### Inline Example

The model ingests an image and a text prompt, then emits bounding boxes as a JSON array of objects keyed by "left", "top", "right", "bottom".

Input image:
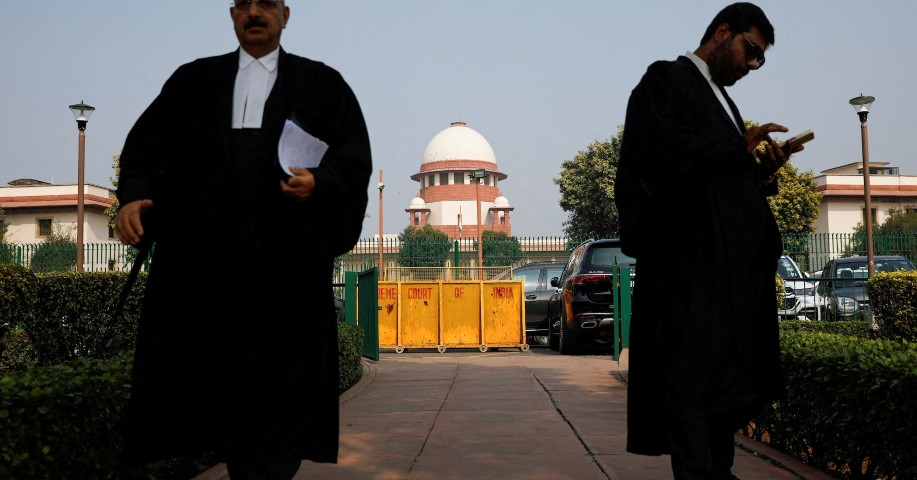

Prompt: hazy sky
[{"left": 2, "top": 1, "right": 915, "bottom": 240}]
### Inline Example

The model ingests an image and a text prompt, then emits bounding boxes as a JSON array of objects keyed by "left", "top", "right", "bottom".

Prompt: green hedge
[
  {"left": 0, "top": 322, "right": 365, "bottom": 479},
  {"left": 748, "top": 330, "right": 917, "bottom": 479},
  {"left": 0, "top": 354, "right": 133, "bottom": 479},
  {"left": 867, "top": 270, "right": 917, "bottom": 341}
]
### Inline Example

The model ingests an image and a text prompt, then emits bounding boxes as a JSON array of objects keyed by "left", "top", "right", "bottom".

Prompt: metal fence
[{"left": 1, "top": 233, "right": 915, "bottom": 279}]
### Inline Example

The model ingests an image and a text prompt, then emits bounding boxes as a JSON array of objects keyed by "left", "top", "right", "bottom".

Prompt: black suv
[
  {"left": 546, "top": 239, "right": 636, "bottom": 354},
  {"left": 495, "top": 261, "right": 566, "bottom": 345},
  {"left": 816, "top": 255, "right": 915, "bottom": 321}
]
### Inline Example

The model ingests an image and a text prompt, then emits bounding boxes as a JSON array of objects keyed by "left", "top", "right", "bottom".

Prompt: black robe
[
  {"left": 117, "top": 47, "right": 372, "bottom": 464},
  {"left": 614, "top": 56, "right": 784, "bottom": 455}
]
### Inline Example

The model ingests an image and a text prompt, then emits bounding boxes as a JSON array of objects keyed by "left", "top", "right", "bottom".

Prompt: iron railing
[{"left": 2, "top": 233, "right": 915, "bottom": 281}]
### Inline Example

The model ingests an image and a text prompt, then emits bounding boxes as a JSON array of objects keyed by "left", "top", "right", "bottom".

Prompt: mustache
[{"left": 244, "top": 18, "right": 268, "bottom": 29}]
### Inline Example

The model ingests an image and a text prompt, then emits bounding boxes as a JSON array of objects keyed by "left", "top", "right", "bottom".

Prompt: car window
[
  {"left": 875, "top": 259, "right": 915, "bottom": 273},
  {"left": 562, "top": 246, "right": 585, "bottom": 280},
  {"left": 513, "top": 269, "right": 540, "bottom": 293},
  {"left": 586, "top": 246, "right": 636, "bottom": 270},
  {"left": 546, "top": 266, "right": 564, "bottom": 286},
  {"left": 777, "top": 257, "right": 802, "bottom": 278}
]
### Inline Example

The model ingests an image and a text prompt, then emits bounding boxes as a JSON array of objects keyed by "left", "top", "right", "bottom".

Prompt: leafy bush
[
  {"left": 0, "top": 328, "right": 37, "bottom": 373},
  {"left": 0, "top": 354, "right": 133, "bottom": 480},
  {"left": 866, "top": 270, "right": 917, "bottom": 341},
  {"left": 750, "top": 331, "right": 917, "bottom": 479},
  {"left": 338, "top": 322, "right": 364, "bottom": 394},
  {"left": 0, "top": 264, "right": 38, "bottom": 328}
]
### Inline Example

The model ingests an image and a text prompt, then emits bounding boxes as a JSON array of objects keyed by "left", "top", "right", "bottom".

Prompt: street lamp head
[
  {"left": 69, "top": 101, "right": 95, "bottom": 131},
  {"left": 849, "top": 94, "right": 875, "bottom": 123}
]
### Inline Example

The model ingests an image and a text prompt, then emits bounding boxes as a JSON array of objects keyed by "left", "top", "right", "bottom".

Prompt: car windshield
[
  {"left": 586, "top": 246, "right": 636, "bottom": 269},
  {"left": 836, "top": 264, "right": 868, "bottom": 288},
  {"left": 836, "top": 258, "right": 914, "bottom": 288},
  {"left": 875, "top": 259, "right": 915, "bottom": 273},
  {"left": 777, "top": 257, "right": 803, "bottom": 278}
]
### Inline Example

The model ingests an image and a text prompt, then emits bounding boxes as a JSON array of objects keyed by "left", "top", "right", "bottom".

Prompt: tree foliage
[
  {"left": 397, "top": 225, "right": 451, "bottom": 267},
  {"left": 768, "top": 161, "right": 822, "bottom": 234},
  {"left": 847, "top": 208, "right": 917, "bottom": 257},
  {"left": 556, "top": 122, "right": 822, "bottom": 245},
  {"left": 103, "top": 154, "right": 120, "bottom": 231},
  {"left": 747, "top": 120, "right": 821, "bottom": 235},
  {"left": 554, "top": 125, "right": 623, "bottom": 241},
  {"left": 30, "top": 224, "right": 77, "bottom": 273},
  {"left": 0, "top": 204, "right": 8, "bottom": 244},
  {"left": 481, "top": 230, "right": 522, "bottom": 267},
  {"left": 869, "top": 208, "right": 917, "bottom": 234}
]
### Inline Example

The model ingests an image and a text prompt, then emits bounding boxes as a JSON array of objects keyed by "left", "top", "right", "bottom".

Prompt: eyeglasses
[
  {"left": 232, "top": 0, "right": 283, "bottom": 10},
  {"left": 740, "top": 33, "right": 766, "bottom": 69}
]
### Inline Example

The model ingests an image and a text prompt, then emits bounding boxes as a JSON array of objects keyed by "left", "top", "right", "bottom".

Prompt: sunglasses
[
  {"left": 740, "top": 33, "right": 766, "bottom": 69},
  {"left": 232, "top": 0, "right": 283, "bottom": 10}
]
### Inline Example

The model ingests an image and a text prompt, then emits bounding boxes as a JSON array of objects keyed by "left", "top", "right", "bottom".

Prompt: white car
[{"left": 777, "top": 255, "right": 822, "bottom": 320}]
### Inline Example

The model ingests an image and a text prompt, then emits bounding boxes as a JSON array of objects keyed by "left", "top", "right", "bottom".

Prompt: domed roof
[
  {"left": 409, "top": 196, "right": 427, "bottom": 208},
  {"left": 493, "top": 196, "right": 510, "bottom": 208},
  {"left": 422, "top": 121, "right": 497, "bottom": 165}
]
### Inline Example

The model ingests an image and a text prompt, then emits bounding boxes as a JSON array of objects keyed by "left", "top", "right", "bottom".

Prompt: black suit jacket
[
  {"left": 117, "top": 48, "right": 372, "bottom": 464},
  {"left": 615, "top": 56, "right": 783, "bottom": 455}
]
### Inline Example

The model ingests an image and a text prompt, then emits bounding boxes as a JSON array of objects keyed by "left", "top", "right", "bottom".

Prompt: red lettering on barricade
[
  {"left": 454, "top": 287, "right": 464, "bottom": 298},
  {"left": 492, "top": 286, "right": 515, "bottom": 298},
  {"left": 379, "top": 287, "right": 397, "bottom": 300},
  {"left": 407, "top": 287, "right": 433, "bottom": 299}
]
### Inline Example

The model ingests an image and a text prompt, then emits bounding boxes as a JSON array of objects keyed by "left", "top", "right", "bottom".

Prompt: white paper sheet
[{"left": 278, "top": 118, "right": 329, "bottom": 175}]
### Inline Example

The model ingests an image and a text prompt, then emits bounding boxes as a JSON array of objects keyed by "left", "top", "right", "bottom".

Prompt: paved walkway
[{"left": 197, "top": 348, "right": 834, "bottom": 480}]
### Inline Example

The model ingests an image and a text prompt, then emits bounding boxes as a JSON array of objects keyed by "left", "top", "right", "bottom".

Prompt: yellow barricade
[{"left": 377, "top": 280, "right": 527, "bottom": 353}]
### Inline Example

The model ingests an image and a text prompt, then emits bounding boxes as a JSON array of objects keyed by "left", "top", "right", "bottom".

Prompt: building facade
[
  {"left": 405, "top": 122, "right": 514, "bottom": 239},
  {"left": 813, "top": 162, "right": 917, "bottom": 235},
  {"left": 0, "top": 179, "right": 116, "bottom": 245}
]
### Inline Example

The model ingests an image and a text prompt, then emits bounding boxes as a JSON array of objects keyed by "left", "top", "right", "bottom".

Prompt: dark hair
[{"left": 699, "top": 2, "right": 774, "bottom": 46}]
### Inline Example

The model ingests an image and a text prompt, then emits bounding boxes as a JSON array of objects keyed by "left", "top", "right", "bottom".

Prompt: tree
[
  {"left": 397, "top": 225, "right": 451, "bottom": 267},
  {"left": 768, "top": 161, "right": 822, "bottom": 235},
  {"left": 847, "top": 208, "right": 917, "bottom": 257},
  {"left": 0, "top": 204, "right": 8, "bottom": 244},
  {"left": 554, "top": 125, "right": 623, "bottom": 241},
  {"left": 29, "top": 224, "right": 77, "bottom": 273},
  {"left": 873, "top": 208, "right": 917, "bottom": 234},
  {"left": 0, "top": 204, "right": 12, "bottom": 264},
  {"left": 746, "top": 121, "right": 822, "bottom": 235},
  {"left": 481, "top": 230, "right": 522, "bottom": 267},
  {"left": 103, "top": 154, "right": 121, "bottom": 232}
]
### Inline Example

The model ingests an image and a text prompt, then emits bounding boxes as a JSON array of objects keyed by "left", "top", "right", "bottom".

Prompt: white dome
[
  {"left": 422, "top": 121, "right": 497, "bottom": 165},
  {"left": 409, "top": 196, "right": 427, "bottom": 208},
  {"left": 493, "top": 196, "right": 510, "bottom": 208}
]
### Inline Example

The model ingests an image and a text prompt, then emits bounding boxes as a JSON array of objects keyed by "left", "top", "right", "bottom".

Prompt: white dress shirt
[
  {"left": 232, "top": 47, "right": 280, "bottom": 129},
  {"left": 685, "top": 51, "right": 741, "bottom": 133}
]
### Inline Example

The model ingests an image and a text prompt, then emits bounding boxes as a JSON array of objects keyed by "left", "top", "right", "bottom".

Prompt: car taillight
[{"left": 571, "top": 274, "right": 609, "bottom": 285}]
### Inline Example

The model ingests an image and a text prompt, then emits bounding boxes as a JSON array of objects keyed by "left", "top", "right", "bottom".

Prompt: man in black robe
[
  {"left": 615, "top": 3, "right": 805, "bottom": 479},
  {"left": 114, "top": 1, "right": 372, "bottom": 478}
]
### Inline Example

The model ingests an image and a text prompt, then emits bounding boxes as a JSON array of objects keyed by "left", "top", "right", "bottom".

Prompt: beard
[{"left": 708, "top": 39, "right": 747, "bottom": 87}]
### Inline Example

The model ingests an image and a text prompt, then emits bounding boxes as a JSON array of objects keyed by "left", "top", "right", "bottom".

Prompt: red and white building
[{"left": 405, "top": 121, "right": 514, "bottom": 239}]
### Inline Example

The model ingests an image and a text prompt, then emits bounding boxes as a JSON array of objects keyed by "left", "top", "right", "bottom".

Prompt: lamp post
[
  {"left": 69, "top": 101, "right": 95, "bottom": 272},
  {"left": 849, "top": 94, "right": 875, "bottom": 278},
  {"left": 470, "top": 169, "right": 486, "bottom": 278},
  {"left": 378, "top": 170, "right": 384, "bottom": 277}
]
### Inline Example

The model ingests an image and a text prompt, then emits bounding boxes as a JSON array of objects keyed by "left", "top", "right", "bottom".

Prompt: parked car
[
  {"left": 495, "top": 261, "right": 566, "bottom": 346},
  {"left": 546, "top": 238, "right": 636, "bottom": 354},
  {"left": 816, "top": 255, "right": 916, "bottom": 321},
  {"left": 776, "top": 255, "right": 820, "bottom": 320}
]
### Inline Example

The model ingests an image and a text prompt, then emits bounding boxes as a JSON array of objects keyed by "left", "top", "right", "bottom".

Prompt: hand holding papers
[{"left": 278, "top": 118, "right": 329, "bottom": 176}]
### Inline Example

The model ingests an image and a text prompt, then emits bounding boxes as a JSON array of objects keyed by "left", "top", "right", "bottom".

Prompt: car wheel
[
  {"left": 558, "top": 317, "right": 579, "bottom": 355},
  {"left": 548, "top": 329, "right": 559, "bottom": 350}
]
